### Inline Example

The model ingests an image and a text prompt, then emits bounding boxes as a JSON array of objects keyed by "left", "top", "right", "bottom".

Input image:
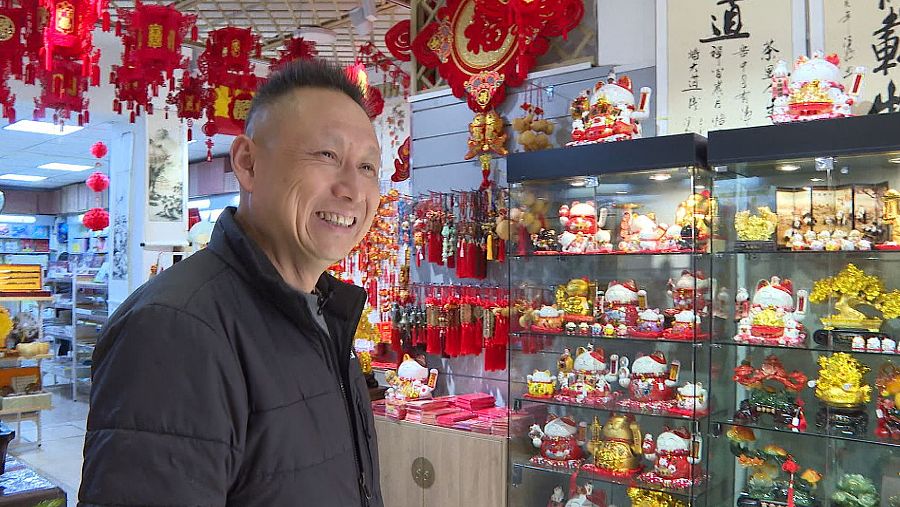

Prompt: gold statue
[
  {"left": 884, "top": 189, "right": 900, "bottom": 243},
  {"left": 555, "top": 278, "right": 594, "bottom": 318},
  {"left": 585, "top": 414, "right": 643, "bottom": 476},
  {"left": 811, "top": 353, "right": 871, "bottom": 407},
  {"left": 734, "top": 207, "right": 778, "bottom": 241},
  {"left": 627, "top": 487, "right": 687, "bottom": 507},
  {"left": 809, "top": 264, "right": 900, "bottom": 331}
]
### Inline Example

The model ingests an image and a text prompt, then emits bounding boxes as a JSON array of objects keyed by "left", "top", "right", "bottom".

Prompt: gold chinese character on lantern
[
  {"left": 55, "top": 1, "right": 74, "bottom": 34},
  {"left": 232, "top": 98, "right": 251, "bottom": 120},
  {"left": 230, "top": 39, "right": 241, "bottom": 57},
  {"left": 147, "top": 24, "right": 163, "bottom": 48},
  {"left": 0, "top": 15, "right": 15, "bottom": 42}
]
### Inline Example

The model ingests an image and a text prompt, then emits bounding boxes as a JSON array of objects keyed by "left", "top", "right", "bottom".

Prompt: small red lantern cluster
[
  {"left": 111, "top": 0, "right": 196, "bottom": 122},
  {"left": 198, "top": 26, "right": 262, "bottom": 159},
  {"left": 166, "top": 72, "right": 206, "bottom": 142},
  {"left": 83, "top": 141, "right": 109, "bottom": 231}
]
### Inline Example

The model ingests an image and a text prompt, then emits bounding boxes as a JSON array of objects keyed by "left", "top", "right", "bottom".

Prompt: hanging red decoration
[
  {"left": 270, "top": 35, "right": 317, "bottom": 71},
  {"left": 166, "top": 71, "right": 207, "bottom": 141},
  {"left": 40, "top": 0, "right": 108, "bottom": 82},
  {"left": 82, "top": 207, "right": 109, "bottom": 231},
  {"left": 21, "top": 0, "right": 47, "bottom": 84},
  {"left": 89, "top": 140, "right": 107, "bottom": 158},
  {"left": 390, "top": 136, "right": 410, "bottom": 183},
  {"left": 345, "top": 62, "right": 385, "bottom": 120},
  {"left": 85, "top": 171, "right": 108, "bottom": 192},
  {"left": 384, "top": 19, "right": 410, "bottom": 62},
  {"left": 33, "top": 55, "right": 90, "bottom": 125},
  {"left": 198, "top": 26, "right": 262, "bottom": 159},
  {"left": 358, "top": 42, "right": 410, "bottom": 97},
  {"left": 109, "top": 60, "right": 154, "bottom": 123},
  {"left": 0, "top": 1, "right": 28, "bottom": 121}
]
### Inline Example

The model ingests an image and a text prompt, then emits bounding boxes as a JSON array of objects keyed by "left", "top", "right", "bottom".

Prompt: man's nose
[{"left": 332, "top": 164, "right": 364, "bottom": 202}]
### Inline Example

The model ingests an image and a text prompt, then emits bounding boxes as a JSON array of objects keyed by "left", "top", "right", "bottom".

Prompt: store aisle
[{"left": 9, "top": 387, "right": 88, "bottom": 507}]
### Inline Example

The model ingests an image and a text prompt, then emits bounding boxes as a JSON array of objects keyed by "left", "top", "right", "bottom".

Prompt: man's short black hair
[{"left": 245, "top": 59, "right": 367, "bottom": 137}]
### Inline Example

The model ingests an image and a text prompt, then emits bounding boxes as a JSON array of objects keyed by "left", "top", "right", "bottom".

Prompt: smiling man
[{"left": 79, "top": 59, "right": 384, "bottom": 507}]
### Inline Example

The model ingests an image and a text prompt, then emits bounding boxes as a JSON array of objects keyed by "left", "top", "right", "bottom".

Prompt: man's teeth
[{"left": 316, "top": 211, "right": 356, "bottom": 227}]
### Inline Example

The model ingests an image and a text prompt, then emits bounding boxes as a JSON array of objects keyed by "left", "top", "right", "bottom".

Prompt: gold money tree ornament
[
  {"left": 811, "top": 353, "right": 872, "bottom": 407},
  {"left": 809, "top": 264, "right": 900, "bottom": 331},
  {"left": 734, "top": 207, "right": 778, "bottom": 241}
]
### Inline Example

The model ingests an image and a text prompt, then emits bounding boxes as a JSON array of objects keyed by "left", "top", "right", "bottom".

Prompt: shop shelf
[
  {"left": 513, "top": 395, "right": 710, "bottom": 422},
  {"left": 511, "top": 460, "right": 712, "bottom": 501},
  {"left": 712, "top": 419, "right": 900, "bottom": 449},
  {"left": 511, "top": 330, "right": 709, "bottom": 348},
  {"left": 510, "top": 250, "right": 707, "bottom": 260},
  {"left": 711, "top": 338, "right": 900, "bottom": 357}
]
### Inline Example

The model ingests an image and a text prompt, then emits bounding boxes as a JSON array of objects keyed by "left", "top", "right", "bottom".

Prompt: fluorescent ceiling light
[
  {"left": 0, "top": 174, "right": 47, "bottom": 182},
  {"left": 615, "top": 190, "right": 628, "bottom": 194},
  {"left": 810, "top": 177, "right": 824, "bottom": 182},
  {"left": 889, "top": 157, "right": 900, "bottom": 164},
  {"left": 569, "top": 179, "right": 586, "bottom": 187},
  {"left": 3, "top": 120, "right": 83, "bottom": 136},
  {"left": 188, "top": 198, "right": 210, "bottom": 210},
  {"left": 777, "top": 164, "right": 800, "bottom": 172},
  {"left": 649, "top": 173, "right": 671, "bottom": 181},
  {"left": 0, "top": 214, "right": 36, "bottom": 224},
  {"left": 38, "top": 162, "right": 93, "bottom": 171},
  {"left": 695, "top": 185, "right": 706, "bottom": 189}
]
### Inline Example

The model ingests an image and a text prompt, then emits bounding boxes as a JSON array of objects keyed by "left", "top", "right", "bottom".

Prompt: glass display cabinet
[
  {"left": 505, "top": 134, "right": 724, "bottom": 507},
  {"left": 707, "top": 112, "right": 900, "bottom": 507}
]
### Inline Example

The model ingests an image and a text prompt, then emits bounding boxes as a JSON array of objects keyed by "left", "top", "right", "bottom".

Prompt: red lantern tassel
[
  {"left": 115, "top": 20, "right": 121, "bottom": 36},
  {"left": 426, "top": 325, "right": 441, "bottom": 354},
  {"left": 187, "top": 128, "right": 193, "bottom": 142},
  {"left": 191, "top": 25, "right": 199, "bottom": 41},
  {"left": 102, "top": 11, "right": 110, "bottom": 32},
  {"left": 390, "top": 326, "right": 401, "bottom": 355},
  {"left": 497, "top": 238, "right": 506, "bottom": 262},
  {"left": 517, "top": 225, "right": 529, "bottom": 256},
  {"left": 445, "top": 324, "right": 460, "bottom": 357},
  {"left": 427, "top": 232, "right": 442, "bottom": 265},
  {"left": 494, "top": 314, "right": 509, "bottom": 346},
  {"left": 460, "top": 322, "right": 477, "bottom": 356}
]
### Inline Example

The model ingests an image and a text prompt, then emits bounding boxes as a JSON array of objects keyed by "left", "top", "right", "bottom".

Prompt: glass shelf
[
  {"left": 513, "top": 395, "right": 710, "bottom": 422},
  {"left": 510, "top": 250, "right": 707, "bottom": 260},
  {"left": 511, "top": 331, "right": 709, "bottom": 347},
  {"left": 712, "top": 337, "right": 900, "bottom": 357},
  {"left": 715, "top": 248, "right": 900, "bottom": 257},
  {"left": 714, "top": 418, "right": 900, "bottom": 449},
  {"left": 512, "top": 460, "right": 712, "bottom": 500}
]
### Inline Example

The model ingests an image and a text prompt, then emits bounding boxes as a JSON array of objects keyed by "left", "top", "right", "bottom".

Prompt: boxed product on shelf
[{"left": 0, "top": 392, "right": 52, "bottom": 412}]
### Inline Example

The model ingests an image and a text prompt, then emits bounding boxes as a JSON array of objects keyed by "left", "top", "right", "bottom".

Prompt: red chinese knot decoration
[
  {"left": 390, "top": 136, "right": 410, "bottom": 183},
  {"left": 166, "top": 71, "right": 207, "bottom": 142}
]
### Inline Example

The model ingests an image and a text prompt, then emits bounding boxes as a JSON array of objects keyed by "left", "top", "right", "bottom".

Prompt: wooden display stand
[{"left": 374, "top": 417, "right": 507, "bottom": 507}]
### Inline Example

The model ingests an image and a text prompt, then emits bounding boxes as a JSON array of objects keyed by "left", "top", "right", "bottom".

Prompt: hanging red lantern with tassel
[
  {"left": 40, "top": 0, "right": 108, "bottom": 81},
  {"left": 33, "top": 55, "right": 90, "bottom": 125},
  {"left": 198, "top": 26, "right": 262, "bottom": 160},
  {"left": 0, "top": 1, "right": 27, "bottom": 122},
  {"left": 166, "top": 71, "right": 206, "bottom": 142},
  {"left": 83, "top": 143, "right": 109, "bottom": 231},
  {"left": 86, "top": 171, "right": 109, "bottom": 192}
]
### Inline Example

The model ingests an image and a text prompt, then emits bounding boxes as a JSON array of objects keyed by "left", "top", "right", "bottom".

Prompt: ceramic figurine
[
  {"left": 667, "top": 270, "right": 710, "bottom": 316},
  {"left": 547, "top": 486, "right": 565, "bottom": 507},
  {"left": 809, "top": 353, "right": 872, "bottom": 436},
  {"left": 662, "top": 309, "right": 706, "bottom": 340},
  {"left": 583, "top": 414, "right": 644, "bottom": 477},
  {"left": 565, "top": 483, "right": 607, "bottom": 507},
  {"left": 733, "top": 355, "right": 807, "bottom": 430},
  {"left": 527, "top": 370, "right": 557, "bottom": 399},
  {"left": 640, "top": 427, "right": 704, "bottom": 490},
  {"left": 617, "top": 351, "right": 679, "bottom": 412},
  {"left": 532, "top": 305, "right": 565, "bottom": 333},
  {"left": 875, "top": 362, "right": 900, "bottom": 440},
  {"left": 674, "top": 191, "right": 714, "bottom": 248},
  {"left": 532, "top": 228, "right": 561, "bottom": 252},
  {"left": 672, "top": 382, "right": 709, "bottom": 416},
  {"left": 556, "top": 344, "right": 622, "bottom": 405},
  {"left": 734, "top": 276, "right": 808, "bottom": 346},
  {"left": 618, "top": 211, "right": 667, "bottom": 252},
  {"left": 529, "top": 416, "right": 586, "bottom": 469},
  {"left": 558, "top": 202, "right": 613, "bottom": 253},
  {"left": 384, "top": 354, "right": 439, "bottom": 401},
  {"left": 599, "top": 280, "right": 645, "bottom": 327},
  {"left": 568, "top": 72, "right": 651, "bottom": 145},
  {"left": 556, "top": 279, "right": 596, "bottom": 324},
  {"left": 629, "top": 308, "right": 665, "bottom": 338},
  {"left": 770, "top": 51, "right": 864, "bottom": 123}
]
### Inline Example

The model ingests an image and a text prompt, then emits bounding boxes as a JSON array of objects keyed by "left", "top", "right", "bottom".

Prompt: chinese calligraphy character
[
  {"left": 761, "top": 39, "right": 780, "bottom": 61},
  {"left": 700, "top": 0, "right": 751, "bottom": 43},
  {"left": 735, "top": 44, "right": 751, "bottom": 59},
  {"left": 840, "top": 0, "right": 851, "bottom": 23},
  {"left": 688, "top": 96, "right": 700, "bottom": 110},
  {"left": 872, "top": 7, "right": 900, "bottom": 75},
  {"left": 688, "top": 48, "right": 701, "bottom": 61},
  {"left": 869, "top": 80, "right": 900, "bottom": 113}
]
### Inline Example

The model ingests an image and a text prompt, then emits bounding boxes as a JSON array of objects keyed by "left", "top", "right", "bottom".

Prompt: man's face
[{"left": 244, "top": 88, "right": 381, "bottom": 267}]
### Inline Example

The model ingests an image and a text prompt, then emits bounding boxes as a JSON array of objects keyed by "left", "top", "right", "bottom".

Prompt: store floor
[{"left": 9, "top": 386, "right": 88, "bottom": 507}]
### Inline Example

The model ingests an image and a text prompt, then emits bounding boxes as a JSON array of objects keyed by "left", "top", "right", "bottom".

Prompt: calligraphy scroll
[
  {"left": 666, "top": 0, "right": 795, "bottom": 134},
  {"left": 823, "top": 0, "right": 900, "bottom": 114}
]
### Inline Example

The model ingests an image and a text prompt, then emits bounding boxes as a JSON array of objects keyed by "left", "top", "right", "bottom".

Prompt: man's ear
[{"left": 231, "top": 134, "right": 255, "bottom": 193}]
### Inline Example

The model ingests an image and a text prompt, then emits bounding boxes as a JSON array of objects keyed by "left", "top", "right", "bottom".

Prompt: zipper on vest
[{"left": 339, "top": 377, "right": 371, "bottom": 506}]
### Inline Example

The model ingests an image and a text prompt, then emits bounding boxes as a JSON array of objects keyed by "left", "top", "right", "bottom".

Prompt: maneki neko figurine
[
  {"left": 529, "top": 415, "right": 587, "bottom": 468},
  {"left": 662, "top": 310, "right": 706, "bottom": 340},
  {"left": 556, "top": 345, "right": 623, "bottom": 405},
  {"left": 671, "top": 382, "right": 709, "bottom": 417},
  {"left": 809, "top": 353, "right": 872, "bottom": 436},
  {"left": 583, "top": 413, "right": 644, "bottom": 477},
  {"left": 527, "top": 370, "right": 557, "bottom": 399},
  {"left": 556, "top": 278, "right": 597, "bottom": 326},
  {"left": 617, "top": 351, "right": 680, "bottom": 411},
  {"left": 384, "top": 354, "right": 439, "bottom": 401},
  {"left": 531, "top": 305, "right": 565, "bottom": 333},
  {"left": 568, "top": 72, "right": 652, "bottom": 146},
  {"left": 733, "top": 355, "right": 807, "bottom": 430},
  {"left": 558, "top": 202, "right": 613, "bottom": 253},
  {"left": 734, "top": 276, "right": 809, "bottom": 346},
  {"left": 598, "top": 280, "right": 646, "bottom": 328},
  {"left": 770, "top": 51, "right": 864, "bottom": 123},
  {"left": 640, "top": 427, "right": 704, "bottom": 490},
  {"left": 630, "top": 308, "right": 665, "bottom": 338},
  {"left": 667, "top": 270, "right": 710, "bottom": 316},
  {"left": 875, "top": 362, "right": 900, "bottom": 440},
  {"left": 619, "top": 212, "right": 668, "bottom": 253},
  {"left": 674, "top": 191, "right": 714, "bottom": 249}
]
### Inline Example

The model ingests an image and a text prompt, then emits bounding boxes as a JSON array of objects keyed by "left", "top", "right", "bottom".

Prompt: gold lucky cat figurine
[{"left": 583, "top": 414, "right": 644, "bottom": 477}]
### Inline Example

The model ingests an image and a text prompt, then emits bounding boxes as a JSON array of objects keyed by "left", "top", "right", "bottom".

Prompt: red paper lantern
[
  {"left": 90, "top": 140, "right": 107, "bottom": 159},
  {"left": 109, "top": 59, "right": 154, "bottom": 122},
  {"left": 40, "top": 0, "right": 108, "bottom": 82},
  {"left": 33, "top": 55, "right": 90, "bottom": 125},
  {"left": 0, "top": 3, "right": 28, "bottom": 121},
  {"left": 166, "top": 71, "right": 206, "bottom": 141},
  {"left": 82, "top": 207, "right": 109, "bottom": 231},
  {"left": 270, "top": 36, "right": 317, "bottom": 71},
  {"left": 85, "top": 171, "right": 108, "bottom": 192},
  {"left": 116, "top": 0, "right": 194, "bottom": 83}
]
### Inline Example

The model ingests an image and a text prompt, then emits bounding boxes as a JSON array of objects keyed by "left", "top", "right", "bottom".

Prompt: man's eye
[
  {"left": 361, "top": 164, "right": 377, "bottom": 174},
  {"left": 319, "top": 151, "right": 337, "bottom": 160}
]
